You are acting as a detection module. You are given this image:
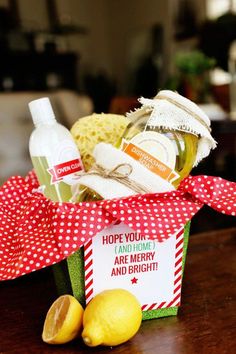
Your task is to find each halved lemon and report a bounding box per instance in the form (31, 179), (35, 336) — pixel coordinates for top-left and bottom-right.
(42, 294), (84, 344)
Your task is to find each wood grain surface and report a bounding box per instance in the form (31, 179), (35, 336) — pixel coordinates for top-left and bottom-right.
(0, 227), (236, 354)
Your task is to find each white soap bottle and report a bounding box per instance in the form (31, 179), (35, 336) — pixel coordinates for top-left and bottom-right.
(29, 97), (84, 202)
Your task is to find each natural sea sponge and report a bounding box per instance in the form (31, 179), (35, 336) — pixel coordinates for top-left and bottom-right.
(71, 113), (130, 171)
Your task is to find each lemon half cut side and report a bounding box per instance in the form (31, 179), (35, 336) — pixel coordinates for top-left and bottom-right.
(42, 294), (84, 345)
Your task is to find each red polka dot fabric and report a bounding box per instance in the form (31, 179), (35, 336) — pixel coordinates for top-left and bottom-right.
(0, 172), (235, 280)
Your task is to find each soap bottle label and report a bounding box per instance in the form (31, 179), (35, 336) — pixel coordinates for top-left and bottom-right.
(48, 158), (83, 184)
(31, 139), (83, 202)
(122, 131), (179, 184)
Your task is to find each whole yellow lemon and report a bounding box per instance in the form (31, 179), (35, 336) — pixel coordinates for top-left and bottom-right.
(82, 288), (142, 347)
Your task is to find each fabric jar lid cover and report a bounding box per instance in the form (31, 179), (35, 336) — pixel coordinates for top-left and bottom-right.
(127, 90), (217, 166)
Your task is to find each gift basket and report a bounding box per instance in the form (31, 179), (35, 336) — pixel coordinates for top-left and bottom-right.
(0, 90), (236, 345)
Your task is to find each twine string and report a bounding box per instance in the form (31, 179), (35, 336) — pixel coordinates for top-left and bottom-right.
(86, 163), (151, 194)
(71, 163), (151, 202)
(156, 94), (211, 132)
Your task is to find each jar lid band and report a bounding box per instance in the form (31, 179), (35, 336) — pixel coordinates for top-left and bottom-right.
(156, 94), (211, 133)
(127, 90), (217, 166)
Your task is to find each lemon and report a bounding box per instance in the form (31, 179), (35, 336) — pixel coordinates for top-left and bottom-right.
(82, 289), (142, 347)
(42, 294), (84, 344)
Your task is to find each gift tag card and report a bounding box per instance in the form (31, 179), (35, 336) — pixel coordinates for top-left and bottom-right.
(84, 222), (184, 311)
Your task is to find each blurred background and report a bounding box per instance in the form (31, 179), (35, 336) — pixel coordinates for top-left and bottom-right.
(0, 0), (235, 233)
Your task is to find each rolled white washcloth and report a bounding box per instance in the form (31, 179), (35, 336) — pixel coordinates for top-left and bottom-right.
(77, 142), (174, 199)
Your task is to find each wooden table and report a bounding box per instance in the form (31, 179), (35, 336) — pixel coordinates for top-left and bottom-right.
(1, 227), (236, 354)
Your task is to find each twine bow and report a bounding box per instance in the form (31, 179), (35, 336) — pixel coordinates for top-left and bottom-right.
(85, 163), (151, 195)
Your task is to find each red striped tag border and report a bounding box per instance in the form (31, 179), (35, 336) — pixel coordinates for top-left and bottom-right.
(84, 227), (185, 310)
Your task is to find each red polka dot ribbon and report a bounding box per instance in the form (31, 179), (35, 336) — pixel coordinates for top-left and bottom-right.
(0, 172), (235, 280)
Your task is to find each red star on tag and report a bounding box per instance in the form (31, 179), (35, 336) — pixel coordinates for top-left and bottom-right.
(131, 277), (138, 284)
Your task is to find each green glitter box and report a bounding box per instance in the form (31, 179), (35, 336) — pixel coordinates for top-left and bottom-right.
(53, 221), (190, 321)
